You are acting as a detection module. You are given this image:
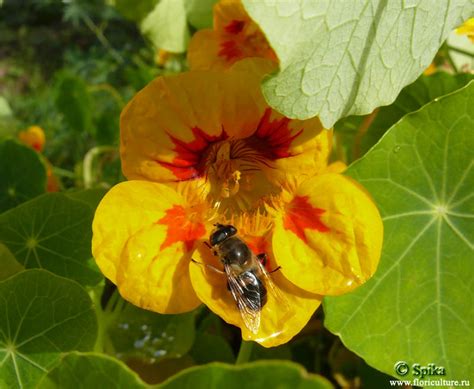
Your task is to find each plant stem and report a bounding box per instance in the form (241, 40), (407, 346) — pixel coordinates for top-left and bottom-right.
(352, 108), (379, 160)
(447, 45), (474, 58)
(83, 145), (118, 188)
(80, 13), (124, 64)
(51, 166), (76, 178)
(236, 340), (253, 364)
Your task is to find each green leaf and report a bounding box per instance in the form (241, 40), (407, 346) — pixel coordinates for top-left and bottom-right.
(108, 300), (196, 363)
(0, 243), (24, 281)
(185, 0), (218, 29)
(0, 270), (97, 389)
(360, 72), (474, 156)
(243, 1), (473, 127)
(39, 352), (147, 389)
(190, 332), (235, 364)
(141, 0), (190, 53)
(112, 0), (158, 22)
(54, 73), (93, 133)
(159, 361), (333, 388)
(0, 193), (102, 286)
(335, 72), (474, 162)
(0, 139), (47, 212)
(0, 96), (13, 117)
(64, 188), (107, 210)
(324, 82), (474, 380)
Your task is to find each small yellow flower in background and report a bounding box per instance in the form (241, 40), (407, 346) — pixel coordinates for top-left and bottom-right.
(187, 0), (277, 70)
(456, 17), (474, 42)
(92, 58), (383, 347)
(18, 125), (45, 152)
(423, 62), (437, 76)
(155, 49), (176, 67)
(18, 125), (60, 192)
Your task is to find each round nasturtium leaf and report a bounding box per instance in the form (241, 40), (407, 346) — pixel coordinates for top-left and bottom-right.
(159, 361), (334, 389)
(0, 270), (97, 389)
(0, 243), (23, 281)
(243, 0), (473, 127)
(0, 193), (102, 286)
(141, 0), (190, 52)
(359, 72), (474, 155)
(335, 72), (474, 161)
(38, 352), (147, 389)
(0, 139), (46, 212)
(324, 82), (474, 381)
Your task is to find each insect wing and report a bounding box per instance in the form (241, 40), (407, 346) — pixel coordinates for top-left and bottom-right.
(224, 264), (261, 334)
(256, 259), (292, 318)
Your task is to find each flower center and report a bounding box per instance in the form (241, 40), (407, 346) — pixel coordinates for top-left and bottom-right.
(204, 137), (278, 214)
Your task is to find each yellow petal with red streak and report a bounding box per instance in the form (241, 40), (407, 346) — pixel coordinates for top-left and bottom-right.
(272, 173), (383, 295)
(92, 180), (208, 313)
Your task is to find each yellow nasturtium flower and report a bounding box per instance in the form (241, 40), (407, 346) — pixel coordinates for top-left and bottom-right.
(92, 59), (383, 347)
(18, 125), (46, 152)
(18, 125), (59, 192)
(456, 17), (474, 42)
(188, 0), (277, 70)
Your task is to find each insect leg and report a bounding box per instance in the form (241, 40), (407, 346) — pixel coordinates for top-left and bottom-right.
(268, 266), (281, 274)
(190, 258), (225, 274)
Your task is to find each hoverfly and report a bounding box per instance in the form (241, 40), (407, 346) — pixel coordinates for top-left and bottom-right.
(192, 223), (284, 334)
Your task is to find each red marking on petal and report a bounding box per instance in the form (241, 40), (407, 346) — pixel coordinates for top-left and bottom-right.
(283, 196), (329, 243)
(157, 205), (206, 252)
(253, 108), (303, 160)
(218, 40), (242, 61)
(246, 235), (273, 272)
(224, 19), (245, 34)
(156, 127), (228, 181)
(32, 142), (42, 152)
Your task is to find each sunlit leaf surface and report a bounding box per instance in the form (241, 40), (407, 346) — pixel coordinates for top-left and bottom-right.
(141, 0), (190, 52)
(324, 82), (474, 381)
(243, 0), (473, 127)
(159, 361), (334, 389)
(39, 352), (147, 389)
(0, 192), (102, 286)
(335, 72), (474, 161)
(0, 270), (97, 389)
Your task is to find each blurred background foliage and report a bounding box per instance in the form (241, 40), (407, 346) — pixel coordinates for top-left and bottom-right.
(0, 1), (472, 387)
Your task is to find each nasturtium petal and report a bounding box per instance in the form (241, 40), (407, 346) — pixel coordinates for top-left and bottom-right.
(273, 173), (383, 295)
(189, 242), (322, 347)
(188, 0), (276, 70)
(121, 58), (330, 189)
(121, 58), (274, 182)
(188, 29), (228, 70)
(92, 180), (206, 313)
(324, 82), (474, 381)
(243, 0), (473, 127)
